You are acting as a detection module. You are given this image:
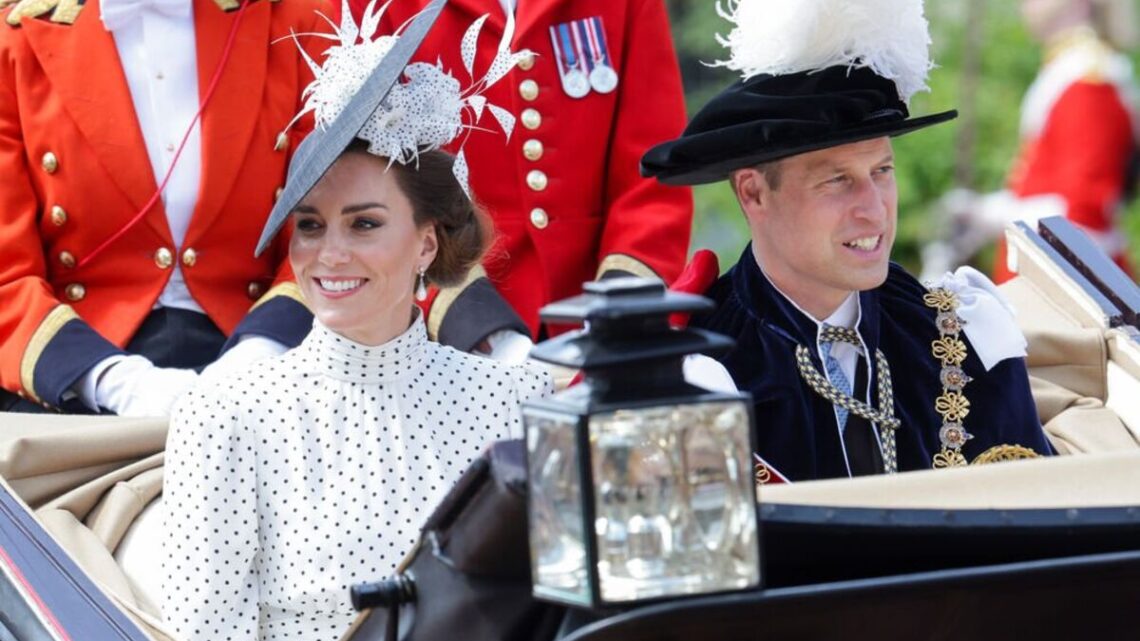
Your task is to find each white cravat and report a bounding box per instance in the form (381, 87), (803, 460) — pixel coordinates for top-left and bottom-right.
(101, 0), (189, 31)
(102, 0), (203, 314)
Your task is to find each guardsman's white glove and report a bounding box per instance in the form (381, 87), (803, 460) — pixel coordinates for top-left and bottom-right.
(482, 329), (535, 365)
(197, 336), (288, 388)
(92, 355), (198, 417)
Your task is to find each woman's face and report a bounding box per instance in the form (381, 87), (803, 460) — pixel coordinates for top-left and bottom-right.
(290, 152), (437, 346)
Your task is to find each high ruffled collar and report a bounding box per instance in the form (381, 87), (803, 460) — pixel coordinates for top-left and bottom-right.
(302, 312), (428, 383)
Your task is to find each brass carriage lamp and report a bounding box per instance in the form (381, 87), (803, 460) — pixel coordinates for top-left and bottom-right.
(523, 278), (760, 609)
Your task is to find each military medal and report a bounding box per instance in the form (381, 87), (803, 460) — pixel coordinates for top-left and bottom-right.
(550, 22), (590, 98)
(564, 69), (590, 99)
(589, 65), (618, 95)
(583, 17), (619, 94)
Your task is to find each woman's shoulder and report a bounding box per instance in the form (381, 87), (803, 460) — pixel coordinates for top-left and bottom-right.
(422, 343), (554, 401)
(175, 351), (305, 422)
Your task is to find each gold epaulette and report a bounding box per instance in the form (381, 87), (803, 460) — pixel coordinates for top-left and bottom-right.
(4, 0), (82, 27)
(5, 0), (280, 28)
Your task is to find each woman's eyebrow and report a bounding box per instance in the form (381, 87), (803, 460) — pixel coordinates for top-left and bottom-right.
(341, 202), (388, 214)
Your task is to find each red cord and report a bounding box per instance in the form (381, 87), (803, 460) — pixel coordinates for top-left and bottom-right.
(77, 0), (253, 269)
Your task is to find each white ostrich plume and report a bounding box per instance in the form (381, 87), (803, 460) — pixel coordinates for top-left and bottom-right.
(712, 0), (934, 102)
(291, 0), (529, 197)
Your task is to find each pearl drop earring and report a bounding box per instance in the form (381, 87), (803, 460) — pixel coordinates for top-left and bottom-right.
(415, 267), (428, 301)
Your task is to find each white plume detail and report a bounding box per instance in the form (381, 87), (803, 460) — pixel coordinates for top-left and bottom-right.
(712, 0), (934, 102)
(292, 0), (522, 192)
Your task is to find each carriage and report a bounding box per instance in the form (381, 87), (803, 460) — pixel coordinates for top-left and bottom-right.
(3, 217), (1140, 641)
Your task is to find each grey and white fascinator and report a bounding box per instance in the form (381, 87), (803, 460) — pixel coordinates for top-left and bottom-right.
(297, 0), (528, 192)
(256, 0), (524, 255)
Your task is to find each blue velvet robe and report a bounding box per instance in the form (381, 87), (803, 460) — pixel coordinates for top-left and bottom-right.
(691, 247), (1054, 482)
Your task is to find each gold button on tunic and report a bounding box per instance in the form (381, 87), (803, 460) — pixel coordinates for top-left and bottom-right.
(526, 170), (548, 192)
(523, 139), (544, 161)
(529, 207), (549, 229)
(521, 108), (541, 130)
(42, 152), (59, 174)
(154, 247), (174, 269)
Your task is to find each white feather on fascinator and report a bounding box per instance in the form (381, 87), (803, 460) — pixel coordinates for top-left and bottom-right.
(291, 0), (529, 196)
(712, 0), (934, 102)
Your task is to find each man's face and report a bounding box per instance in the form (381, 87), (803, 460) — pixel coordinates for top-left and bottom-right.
(1020, 0), (1082, 42)
(733, 137), (898, 319)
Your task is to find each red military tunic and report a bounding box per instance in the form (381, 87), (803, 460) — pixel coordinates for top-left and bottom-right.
(995, 30), (1138, 283)
(0, 0), (330, 407)
(359, 0), (693, 347)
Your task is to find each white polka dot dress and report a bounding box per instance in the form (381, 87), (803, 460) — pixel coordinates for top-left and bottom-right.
(161, 316), (552, 641)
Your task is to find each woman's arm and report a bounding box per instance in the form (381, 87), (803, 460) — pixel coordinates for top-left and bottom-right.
(162, 388), (261, 641)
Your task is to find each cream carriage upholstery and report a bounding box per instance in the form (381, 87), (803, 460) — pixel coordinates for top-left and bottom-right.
(0, 414), (175, 640)
(1001, 223), (1140, 453)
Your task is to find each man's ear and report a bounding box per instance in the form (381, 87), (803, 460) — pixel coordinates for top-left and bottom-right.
(731, 168), (769, 222)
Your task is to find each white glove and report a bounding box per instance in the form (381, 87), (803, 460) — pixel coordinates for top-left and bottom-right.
(93, 355), (198, 417)
(482, 329), (535, 365)
(197, 336), (288, 388)
(683, 354), (737, 392)
(928, 266), (1026, 371)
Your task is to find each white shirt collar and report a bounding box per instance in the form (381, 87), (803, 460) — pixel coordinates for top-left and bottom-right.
(760, 265), (861, 333)
(101, 0), (191, 32)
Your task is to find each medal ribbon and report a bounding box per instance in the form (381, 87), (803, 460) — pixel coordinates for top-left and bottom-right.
(585, 17), (608, 67)
(556, 24), (581, 76)
(574, 20), (595, 72)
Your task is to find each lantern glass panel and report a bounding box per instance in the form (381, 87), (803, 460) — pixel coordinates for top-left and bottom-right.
(589, 400), (758, 603)
(526, 407), (591, 605)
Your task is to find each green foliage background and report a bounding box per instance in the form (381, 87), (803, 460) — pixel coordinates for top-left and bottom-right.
(665, 1), (1140, 275)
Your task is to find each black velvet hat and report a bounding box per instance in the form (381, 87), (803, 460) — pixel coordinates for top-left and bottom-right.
(642, 0), (956, 186)
(642, 65), (956, 186)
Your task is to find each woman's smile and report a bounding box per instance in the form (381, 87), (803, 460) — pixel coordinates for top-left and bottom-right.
(314, 277), (369, 297)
